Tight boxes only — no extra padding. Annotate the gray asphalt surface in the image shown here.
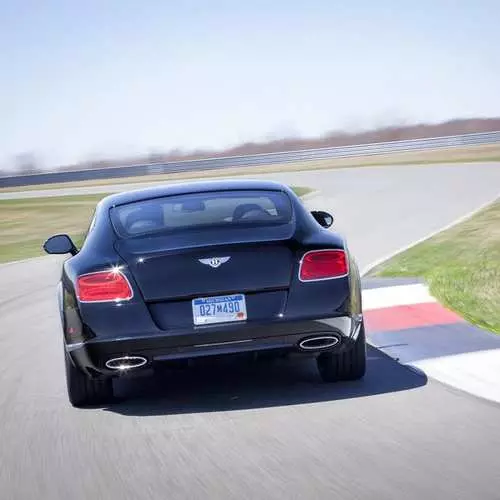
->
[1,162,500,499]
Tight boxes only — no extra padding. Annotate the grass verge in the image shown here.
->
[0,186,313,264]
[368,198,500,334]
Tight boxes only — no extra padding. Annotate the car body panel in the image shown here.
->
[115,241,295,301]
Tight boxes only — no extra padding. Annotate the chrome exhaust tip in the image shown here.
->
[298,336,340,351]
[105,356,148,371]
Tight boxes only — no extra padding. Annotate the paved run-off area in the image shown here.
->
[1,162,500,499]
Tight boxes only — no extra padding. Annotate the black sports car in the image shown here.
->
[44,179,366,407]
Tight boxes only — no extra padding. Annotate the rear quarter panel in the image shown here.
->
[284,228,359,320]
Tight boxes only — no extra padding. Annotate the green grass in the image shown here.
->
[0,194,104,263]
[0,186,313,263]
[369,199,500,334]
[290,186,313,197]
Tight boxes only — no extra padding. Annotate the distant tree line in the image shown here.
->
[5,117,500,175]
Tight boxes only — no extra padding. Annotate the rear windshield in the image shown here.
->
[109,190,293,238]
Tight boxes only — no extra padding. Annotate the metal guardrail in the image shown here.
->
[1,130,499,188]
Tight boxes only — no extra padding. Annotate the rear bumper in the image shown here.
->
[67,314,363,377]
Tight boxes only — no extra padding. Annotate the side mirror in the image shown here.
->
[43,234,78,256]
[311,210,334,228]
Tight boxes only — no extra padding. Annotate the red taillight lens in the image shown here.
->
[76,270,133,302]
[299,249,348,281]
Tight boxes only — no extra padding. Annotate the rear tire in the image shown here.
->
[65,350,114,407]
[317,323,367,382]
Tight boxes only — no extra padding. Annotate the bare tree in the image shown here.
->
[14,153,41,174]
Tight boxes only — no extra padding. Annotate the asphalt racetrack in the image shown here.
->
[1,162,500,499]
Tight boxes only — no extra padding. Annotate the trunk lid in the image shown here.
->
[114,224,296,302]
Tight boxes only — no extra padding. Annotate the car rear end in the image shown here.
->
[63,185,363,378]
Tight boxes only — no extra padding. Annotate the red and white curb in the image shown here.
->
[362,283,463,331]
[361,283,500,404]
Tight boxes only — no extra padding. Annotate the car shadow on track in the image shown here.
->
[103,346,427,416]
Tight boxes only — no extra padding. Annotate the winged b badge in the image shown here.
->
[198,256,231,269]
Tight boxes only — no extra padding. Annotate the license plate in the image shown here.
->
[192,294,247,325]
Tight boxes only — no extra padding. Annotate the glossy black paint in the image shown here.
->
[46,179,363,379]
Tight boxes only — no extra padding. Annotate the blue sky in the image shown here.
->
[1,0,499,170]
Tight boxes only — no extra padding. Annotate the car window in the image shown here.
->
[109,190,293,237]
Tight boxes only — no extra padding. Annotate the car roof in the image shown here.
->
[98,178,295,209]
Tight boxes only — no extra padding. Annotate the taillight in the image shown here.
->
[299,249,348,281]
[76,270,133,302]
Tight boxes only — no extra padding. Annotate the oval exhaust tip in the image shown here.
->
[105,356,148,370]
[298,336,339,351]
